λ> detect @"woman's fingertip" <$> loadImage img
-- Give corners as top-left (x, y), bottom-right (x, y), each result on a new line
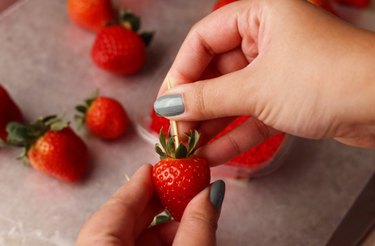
top-left (154, 94), bottom-right (185, 117)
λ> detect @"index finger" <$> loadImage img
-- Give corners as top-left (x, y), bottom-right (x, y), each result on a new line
top-left (76, 165), bottom-right (162, 244)
top-left (158, 1), bottom-right (246, 95)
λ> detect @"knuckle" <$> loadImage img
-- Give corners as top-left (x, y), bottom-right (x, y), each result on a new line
top-left (254, 119), bottom-right (271, 142)
top-left (192, 82), bottom-right (207, 117)
top-left (104, 195), bottom-right (134, 217)
top-left (225, 134), bottom-right (242, 156)
top-left (187, 22), bottom-right (215, 56)
top-left (186, 210), bottom-right (218, 231)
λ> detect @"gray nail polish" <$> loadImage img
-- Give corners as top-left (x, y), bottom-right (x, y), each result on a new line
top-left (210, 180), bottom-right (225, 209)
top-left (154, 94), bottom-right (185, 117)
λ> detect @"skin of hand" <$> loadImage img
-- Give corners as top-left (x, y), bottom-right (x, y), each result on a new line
top-left (76, 164), bottom-right (225, 246)
top-left (154, 0), bottom-right (375, 166)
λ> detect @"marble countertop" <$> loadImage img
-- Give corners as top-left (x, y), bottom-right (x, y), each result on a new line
top-left (0, 0), bottom-right (374, 245)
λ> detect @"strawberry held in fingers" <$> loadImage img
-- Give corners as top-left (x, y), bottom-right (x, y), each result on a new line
top-left (76, 93), bottom-right (129, 140)
top-left (0, 85), bottom-right (23, 141)
top-left (67, 0), bottom-right (115, 32)
top-left (6, 116), bottom-right (88, 182)
top-left (91, 11), bottom-right (153, 75)
top-left (152, 130), bottom-right (211, 221)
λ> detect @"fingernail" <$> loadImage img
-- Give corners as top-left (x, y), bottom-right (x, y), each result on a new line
top-left (210, 180), bottom-right (225, 209)
top-left (154, 94), bottom-right (185, 117)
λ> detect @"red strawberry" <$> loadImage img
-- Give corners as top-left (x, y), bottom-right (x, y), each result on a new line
top-left (91, 25), bottom-right (145, 74)
top-left (152, 130), bottom-right (211, 221)
top-left (212, 0), bottom-right (238, 11)
top-left (91, 12), bottom-right (153, 75)
top-left (333, 0), bottom-right (370, 8)
top-left (149, 110), bottom-right (169, 136)
top-left (67, 0), bottom-right (115, 32)
top-left (6, 116), bottom-right (89, 182)
top-left (0, 85), bottom-right (23, 141)
top-left (76, 93), bottom-right (129, 140)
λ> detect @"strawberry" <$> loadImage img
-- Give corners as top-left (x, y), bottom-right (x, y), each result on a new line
top-left (67, 0), bottom-right (115, 32)
top-left (75, 93), bottom-right (129, 140)
top-left (6, 116), bottom-right (88, 182)
top-left (149, 110), bottom-right (169, 136)
top-left (212, 0), bottom-right (238, 11)
top-left (152, 130), bottom-right (211, 221)
top-left (307, 0), bottom-right (337, 14)
top-left (0, 85), bottom-right (23, 142)
top-left (91, 11), bottom-right (153, 75)
top-left (333, 0), bottom-right (370, 8)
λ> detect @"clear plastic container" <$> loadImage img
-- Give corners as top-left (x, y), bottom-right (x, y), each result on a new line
top-left (137, 110), bottom-right (293, 179)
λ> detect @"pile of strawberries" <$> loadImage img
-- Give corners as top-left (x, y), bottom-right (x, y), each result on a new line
top-left (1, 0), bottom-right (155, 182)
top-left (67, 0), bottom-right (153, 75)
top-left (1, 84), bottom-right (129, 182)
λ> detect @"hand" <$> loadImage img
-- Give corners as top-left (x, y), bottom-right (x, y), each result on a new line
top-left (154, 0), bottom-right (375, 165)
top-left (76, 164), bottom-right (225, 246)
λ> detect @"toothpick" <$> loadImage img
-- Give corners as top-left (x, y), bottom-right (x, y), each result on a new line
top-left (166, 79), bottom-right (180, 149)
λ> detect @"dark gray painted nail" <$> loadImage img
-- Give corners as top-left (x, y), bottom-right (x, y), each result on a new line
top-left (210, 180), bottom-right (225, 209)
top-left (154, 94), bottom-right (185, 117)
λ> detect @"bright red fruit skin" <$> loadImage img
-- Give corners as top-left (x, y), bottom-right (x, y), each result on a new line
top-left (212, 0), bottom-right (238, 11)
top-left (152, 156), bottom-right (211, 221)
top-left (28, 127), bottom-right (88, 182)
top-left (67, 0), bottom-right (115, 32)
top-left (85, 97), bottom-right (129, 140)
top-left (0, 85), bottom-right (23, 141)
top-left (91, 26), bottom-right (145, 75)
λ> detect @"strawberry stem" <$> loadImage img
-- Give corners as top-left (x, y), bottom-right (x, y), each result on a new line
top-left (140, 32), bottom-right (154, 46)
top-left (74, 90), bottom-right (99, 130)
top-left (6, 115), bottom-right (69, 160)
top-left (155, 129), bottom-right (200, 160)
top-left (118, 10), bottom-right (141, 32)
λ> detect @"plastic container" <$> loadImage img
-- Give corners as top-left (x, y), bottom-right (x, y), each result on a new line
top-left (137, 110), bottom-right (293, 179)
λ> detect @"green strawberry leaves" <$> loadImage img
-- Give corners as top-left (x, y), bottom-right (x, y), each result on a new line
top-left (155, 128), bottom-right (200, 160)
top-left (150, 211), bottom-right (172, 226)
top-left (74, 90), bottom-right (99, 130)
top-left (6, 115), bottom-right (69, 159)
top-left (117, 9), bottom-right (154, 46)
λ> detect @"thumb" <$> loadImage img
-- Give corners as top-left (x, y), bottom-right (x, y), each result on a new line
top-left (173, 180), bottom-right (226, 246)
top-left (154, 69), bottom-right (259, 121)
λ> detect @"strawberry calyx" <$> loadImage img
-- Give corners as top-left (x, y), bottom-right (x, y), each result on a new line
top-left (106, 9), bottom-right (154, 46)
top-left (75, 90), bottom-right (99, 129)
top-left (6, 115), bottom-right (69, 161)
top-left (150, 211), bottom-right (172, 227)
top-left (139, 32), bottom-right (154, 46)
top-left (118, 9), bottom-right (141, 32)
top-left (155, 129), bottom-right (200, 160)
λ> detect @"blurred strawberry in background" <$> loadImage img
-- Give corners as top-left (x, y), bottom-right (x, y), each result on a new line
top-left (91, 11), bottom-right (153, 75)
top-left (6, 116), bottom-right (89, 182)
top-left (67, 0), bottom-right (115, 32)
top-left (0, 84), bottom-right (23, 142)
top-left (76, 92), bottom-right (129, 140)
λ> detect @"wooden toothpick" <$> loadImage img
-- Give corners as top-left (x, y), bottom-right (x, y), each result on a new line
top-left (166, 79), bottom-right (180, 149)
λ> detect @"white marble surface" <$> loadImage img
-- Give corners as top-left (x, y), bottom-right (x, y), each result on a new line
top-left (0, 0), bottom-right (374, 245)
